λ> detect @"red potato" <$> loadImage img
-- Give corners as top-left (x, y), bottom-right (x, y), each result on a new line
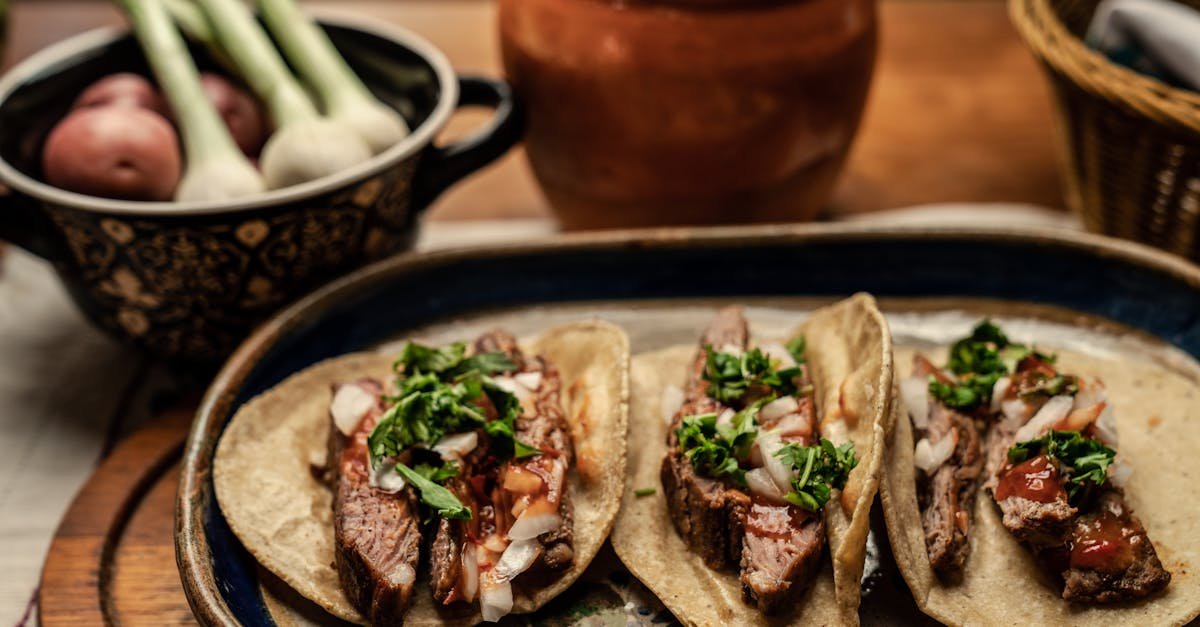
top-left (72, 72), bottom-right (169, 117)
top-left (200, 73), bottom-right (268, 156)
top-left (42, 107), bottom-right (182, 201)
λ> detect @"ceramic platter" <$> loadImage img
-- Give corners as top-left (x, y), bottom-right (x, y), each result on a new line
top-left (177, 224), bottom-right (1200, 626)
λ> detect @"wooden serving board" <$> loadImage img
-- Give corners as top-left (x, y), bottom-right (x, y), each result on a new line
top-left (38, 404), bottom-right (197, 626)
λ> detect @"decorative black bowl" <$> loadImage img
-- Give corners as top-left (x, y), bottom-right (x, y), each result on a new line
top-left (0, 17), bottom-right (521, 363)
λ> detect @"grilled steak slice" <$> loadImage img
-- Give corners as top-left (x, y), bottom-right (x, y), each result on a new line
top-left (330, 381), bottom-right (422, 623)
top-left (430, 516), bottom-right (463, 603)
top-left (909, 356), bottom-right (984, 577)
top-left (740, 500), bottom-right (825, 612)
top-left (664, 306), bottom-right (751, 569)
top-left (921, 404), bottom-right (983, 577)
top-left (990, 448), bottom-right (1076, 545)
top-left (662, 443), bottom-right (751, 569)
top-left (1056, 489), bottom-right (1170, 603)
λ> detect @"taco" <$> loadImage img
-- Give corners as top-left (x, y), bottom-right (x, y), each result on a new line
top-left (611, 293), bottom-right (894, 625)
top-left (882, 319), bottom-right (1199, 625)
top-left (213, 321), bottom-right (629, 624)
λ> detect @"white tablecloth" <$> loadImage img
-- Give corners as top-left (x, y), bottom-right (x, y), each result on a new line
top-left (0, 206), bottom-right (1075, 625)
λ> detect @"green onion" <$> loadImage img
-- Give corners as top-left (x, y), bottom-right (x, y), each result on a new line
top-left (117, 0), bottom-right (264, 201)
top-left (634, 487), bottom-right (656, 498)
top-left (193, 0), bottom-right (371, 189)
top-left (257, 0), bottom-right (409, 154)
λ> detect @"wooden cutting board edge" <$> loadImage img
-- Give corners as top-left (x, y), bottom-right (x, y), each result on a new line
top-left (38, 405), bottom-right (193, 626)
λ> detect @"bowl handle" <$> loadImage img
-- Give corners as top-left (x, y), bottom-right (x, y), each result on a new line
top-left (411, 75), bottom-right (525, 212)
top-left (0, 186), bottom-right (63, 261)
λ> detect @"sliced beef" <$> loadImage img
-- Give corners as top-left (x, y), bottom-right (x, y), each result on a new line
top-left (920, 404), bottom-right (984, 577)
top-left (909, 356), bottom-right (984, 578)
top-left (330, 381), bottom-right (422, 624)
top-left (663, 305), bottom-right (826, 608)
top-left (664, 306), bottom-right (751, 569)
top-left (662, 441), bottom-right (751, 569)
top-left (991, 453), bottom-right (1076, 546)
top-left (739, 500), bottom-right (825, 612)
top-left (430, 516), bottom-right (462, 604)
top-left (1057, 489), bottom-right (1170, 603)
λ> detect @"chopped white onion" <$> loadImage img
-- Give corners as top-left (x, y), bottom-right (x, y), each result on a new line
top-left (746, 468), bottom-right (787, 502)
top-left (755, 432), bottom-right (794, 493)
top-left (368, 456), bottom-right (407, 493)
top-left (483, 534), bottom-right (508, 554)
top-left (508, 512), bottom-right (561, 540)
top-left (990, 377), bottom-right (1012, 414)
top-left (770, 413), bottom-right (812, 438)
top-left (433, 431), bottom-right (478, 460)
top-left (899, 377), bottom-right (930, 430)
top-left (1109, 460), bottom-right (1133, 487)
top-left (718, 343), bottom-right (743, 356)
top-left (660, 384), bottom-right (685, 424)
top-left (913, 431), bottom-right (956, 473)
top-left (387, 563), bottom-right (415, 586)
top-left (1001, 398), bottom-right (1031, 427)
top-left (492, 375), bottom-right (532, 408)
top-left (760, 396), bottom-right (800, 423)
top-left (716, 408), bottom-right (736, 428)
top-left (1059, 402), bottom-right (1106, 432)
top-left (491, 375), bottom-right (519, 393)
top-left (1074, 379), bottom-right (1107, 410)
top-left (479, 576), bottom-right (513, 623)
top-left (1095, 405), bottom-right (1119, 447)
top-left (1014, 395), bottom-right (1074, 442)
top-left (493, 538), bottom-right (540, 582)
top-left (514, 371), bottom-right (543, 391)
top-left (759, 342), bottom-right (797, 368)
top-left (461, 546), bottom-right (479, 602)
top-left (330, 383), bottom-right (376, 436)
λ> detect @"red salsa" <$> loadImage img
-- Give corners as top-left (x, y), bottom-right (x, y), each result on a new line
top-left (995, 455), bottom-right (1064, 503)
top-left (1070, 510), bottom-right (1139, 573)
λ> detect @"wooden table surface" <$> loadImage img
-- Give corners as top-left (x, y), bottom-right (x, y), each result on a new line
top-left (4, 0), bottom-right (1066, 223)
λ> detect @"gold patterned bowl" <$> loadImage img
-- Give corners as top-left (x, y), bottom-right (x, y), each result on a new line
top-left (0, 17), bottom-right (521, 364)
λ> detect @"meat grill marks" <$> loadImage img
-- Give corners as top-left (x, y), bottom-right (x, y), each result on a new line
top-left (911, 356), bottom-right (984, 578)
top-left (662, 306), bottom-right (826, 612)
top-left (329, 380), bottom-right (423, 623)
top-left (982, 359), bottom-right (1169, 603)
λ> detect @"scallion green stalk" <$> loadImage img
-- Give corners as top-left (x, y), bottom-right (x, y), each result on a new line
top-left (194, 0), bottom-right (372, 189)
top-left (117, 0), bottom-right (264, 201)
top-left (256, 0), bottom-right (409, 155)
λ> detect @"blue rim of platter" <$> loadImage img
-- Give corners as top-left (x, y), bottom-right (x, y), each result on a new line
top-left (177, 224), bottom-right (1200, 625)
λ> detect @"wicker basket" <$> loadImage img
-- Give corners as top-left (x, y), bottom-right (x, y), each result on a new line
top-left (1010, 0), bottom-right (1200, 261)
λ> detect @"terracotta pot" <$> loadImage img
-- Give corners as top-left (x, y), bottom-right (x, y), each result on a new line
top-left (499, 0), bottom-right (877, 230)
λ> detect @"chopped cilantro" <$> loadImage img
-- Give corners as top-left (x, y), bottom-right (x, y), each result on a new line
top-left (774, 438), bottom-right (858, 512)
top-left (393, 340), bottom-right (516, 378)
top-left (634, 487), bottom-right (656, 498)
top-left (702, 345), bottom-right (801, 404)
top-left (786, 335), bottom-right (807, 364)
top-left (676, 397), bottom-right (770, 486)
top-left (413, 461), bottom-right (459, 483)
top-left (1007, 430), bottom-right (1115, 504)
top-left (369, 341), bottom-right (538, 475)
top-left (395, 462), bottom-right (471, 520)
top-left (930, 320), bottom-right (1063, 412)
